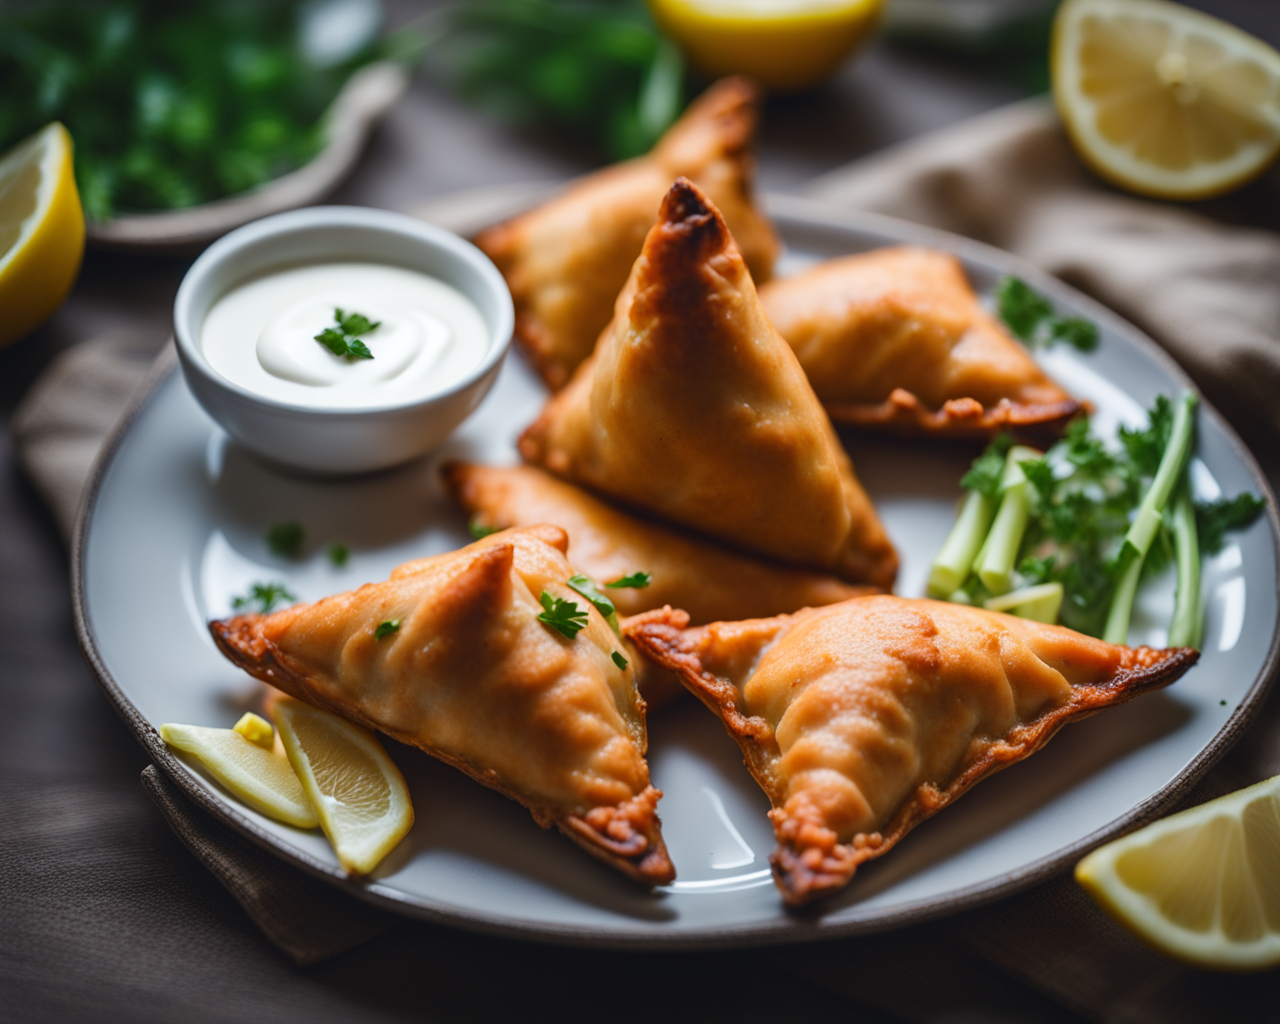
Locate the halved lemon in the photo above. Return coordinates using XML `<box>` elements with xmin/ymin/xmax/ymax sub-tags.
<box><xmin>1052</xmin><ymin>0</ymin><xmax>1280</xmax><ymax>200</ymax></box>
<box><xmin>273</xmin><ymin>697</ymin><xmax>413</xmax><ymax>876</ymax></box>
<box><xmin>1076</xmin><ymin>774</ymin><xmax>1280</xmax><ymax>971</ymax></box>
<box><xmin>0</xmin><ymin>122</ymin><xmax>85</xmax><ymax>347</ymax></box>
<box><xmin>160</xmin><ymin>722</ymin><xmax>319</xmax><ymax>829</ymax></box>
<box><xmin>648</xmin><ymin>0</ymin><xmax>883</xmax><ymax>93</ymax></box>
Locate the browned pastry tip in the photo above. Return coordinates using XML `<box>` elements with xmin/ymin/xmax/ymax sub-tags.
<box><xmin>561</xmin><ymin>784</ymin><xmax>675</xmax><ymax>885</ymax></box>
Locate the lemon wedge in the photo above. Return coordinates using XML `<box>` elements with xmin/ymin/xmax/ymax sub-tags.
<box><xmin>648</xmin><ymin>0</ymin><xmax>882</xmax><ymax>93</ymax></box>
<box><xmin>1076</xmin><ymin>774</ymin><xmax>1280</xmax><ymax>971</ymax></box>
<box><xmin>160</xmin><ymin>722</ymin><xmax>319</xmax><ymax>829</ymax></box>
<box><xmin>1052</xmin><ymin>0</ymin><xmax>1280</xmax><ymax>199</ymax></box>
<box><xmin>273</xmin><ymin>697</ymin><xmax>413</xmax><ymax>876</ymax></box>
<box><xmin>0</xmin><ymin>122</ymin><xmax>85</xmax><ymax>348</ymax></box>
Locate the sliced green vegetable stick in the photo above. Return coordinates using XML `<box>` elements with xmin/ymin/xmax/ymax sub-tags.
<box><xmin>976</xmin><ymin>446</ymin><xmax>1042</xmax><ymax>597</ymax></box>
<box><xmin>1167</xmin><ymin>485</ymin><xmax>1201</xmax><ymax>649</ymax></box>
<box><xmin>928</xmin><ymin>489</ymin><xmax>997</xmax><ymax>598</ymax></box>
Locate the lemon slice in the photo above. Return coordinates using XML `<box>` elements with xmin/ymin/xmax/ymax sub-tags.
<box><xmin>273</xmin><ymin>698</ymin><xmax>413</xmax><ymax>876</ymax></box>
<box><xmin>1052</xmin><ymin>0</ymin><xmax>1280</xmax><ymax>199</ymax></box>
<box><xmin>0</xmin><ymin>122</ymin><xmax>85</xmax><ymax>348</ymax></box>
<box><xmin>648</xmin><ymin>0</ymin><xmax>883</xmax><ymax>93</ymax></box>
<box><xmin>160</xmin><ymin>722</ymin><xmax>319</xmax><ymax>829</ymax></box>
<box><xmin>1076</xmin><ymin>774</ymin><xmax>1280</xmax><ymax>971</ymax></box>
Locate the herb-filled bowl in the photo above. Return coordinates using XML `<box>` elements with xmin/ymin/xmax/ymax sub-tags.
<box><xmin>173</xmin><ymin>205</ymin><xmax>514</xmax><ymax>474</ymax></box>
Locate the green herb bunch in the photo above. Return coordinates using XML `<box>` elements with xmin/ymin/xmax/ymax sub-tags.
<box><xmin>0</xmin><ymin>0</ymin><xmax>384</xmax><ymax>220</ymax></box>
<box><xmin>437</xmin><ymin>0</ymin><xmax>686</xmax><ymax>159</ymax></box>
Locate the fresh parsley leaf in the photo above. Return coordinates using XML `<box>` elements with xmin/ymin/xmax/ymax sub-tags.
<box><xmin>537</xmin><ymin>591</ymin><xmax>588</xmax><ymax>639</ymax></box>
<box><xmin>1119</xmin><ymin>395</ymin><xmax>1173</xmax><ymax>477</ymax></box>
<box><xmin>231</xmin><ymin>581</ymin><xmax>297</xmax><ymax>614</ymax></box>
<box><xmin>1017</xmin><ymin>555</ymin><xmax>1056</xmax><ymax>585</ymax></box>
<box><xmin>469</xmin><ymin>517</ymin><xmax>500</xmax><ymax>539</ymax></box>
<box><xmin>611</xmin><ymin>650</ymin><xmax>629</xmax><ymax>670</ymax></box>
<box><xmin>314</xmin><ymin>327</ymin><xmax>350</xmax><ymax>357</ymax></box>
<box><xmin>996</xmin><ymin>276</ymin><xmax>1099</xmax><ymax>352</ymax></box>
<box><xmin>315</xmin><ymin>308</ymin><xmax>378</xmax><ymax>360</ymax></box>
<box><xmin>997</xmin><ymin>277</ymin><xmax>1053</xmax><ymax>342</ymax></box>
<box><xmin>960</xmin><ymin>435</ymin><xmax>1014</xmax><ymax>497</ymax></box>
<box><xmin>604</xmin><ymin>571</ymin><xmax>652</xmax><ymax>589</ymax></box>
<box><xmin>336</xmin><ymin>309</ymin><xmax>381</xmax><ymax>336</ymax></box>
<box><xmin>327</xmin><ymin>543</ymin><xmax>349</xmax><ymax>567</ymax></box>
<box><xmin>266</xmin><ymin>521</ymin><xmax>305</xmax><ymax>558</ymax></box>
<box><xmin>374</xmin><ymin>618</ymin><xmax>402</xmax><ymax>639</ymax></box>
<box><xmin>567</xmin><ymin>574</ymin><xmax>616</xmax><ymax>619</ymax></box>
<box><xmin>1020</xmin><ymin>458</ymin><xmax>1055</xmax><ymax>505</ymax></box>
<box><xmin>1048</xmin><ymin>316</ymin><xmax>1099</xmax><ymax>352</ymax></box>
<box><xmin>1196</xmin><ymin>493</ymin><xmax>1266</xmax><ymax>554</ymax></box>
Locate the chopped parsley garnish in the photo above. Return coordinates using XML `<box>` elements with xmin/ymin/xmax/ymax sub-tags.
<box><xmin>996</xmin><ymin>276</ymin><xmax>1099</xmax><ymax>353</ymax></box>
<box><xmin>232</xmin><ymin>582</ymin><xmax>297</xmax><ymax>614</ymax></box>
<box><xmin>960</xmin><ymin>434</ymin><xmax>1013</xmax><ymax>497</ymax></box>
<box><xmin>266</xmin><ymin>520</ymin><xmax>305</xmax><ymax>558</ymax></box>
<box><xmin>315</xmin><ymin>308</ymin><xmax>380</xmax><ymax>360</ymax></box>
<box><xmin>469</xmin><ymin>517</ymin><xmax>500</xmax><ymax>539</ymax></box>
<box><xmin>327</xmin><ymin>542</ymin><xmax>349</xmax><ymax>567</ymax></box>
<box><xmin>611</xmin><ymin>651</ymin><xmax>629</xmax><ymax>670</ymax></box>
<box><xmin>1196</xmin><ymin>493</ymin><xmax>1266</xmax><ymax>554</ymax></box>
<box><xmin>567</xmin><ymin>575</ymin><xmax>616</xmax><ymax>619</ymax></box>
<box><xmin>374</xmin><ymin>618</ymin><xmax>402</xmax><ymax>639</ymax></box>
<box><xmin>537</xmin><ymin>591</ymin><xmax>588</xmax><ymax>639</ymax></box>
<box><xmin>604</xmin><ymin>571</ymin><xmax>652</xmax><ymax>589</ymax></box>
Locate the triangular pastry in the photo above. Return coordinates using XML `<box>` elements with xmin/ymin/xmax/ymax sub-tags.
<box><xmin>475</xmin><ymin>76</ymin><xmax>779</xmax><ymax>389</ymax></box>
<box><xmin>443</xmin><ymin>461</ymin><xmax>878</xmax><ymax>625</ymax></box>
<box><xmin>759</xmin><ymin>247</ymin><xmax>1083</xmax><ymax>438</ymax></box>
<box><xmin>520</xmin><ymin>178</ymin><xmax>898</xmax><ymax>589</ymax></box>
<box><xmin>210</xmin><ymin>525</ymin><xmax>674</xmax><ymax>885</ymax></box>
<box><xmin>625</xmin><ymin>595</ymin><xmax>1198</xmax><ymax>904</ymax></box>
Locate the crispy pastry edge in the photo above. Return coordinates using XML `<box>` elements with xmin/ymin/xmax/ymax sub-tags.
<box><xmin>625</xmin><ymin>613</ymin><xmax>1200</xmax><ymax>906</ymax></box>
<box><xmin>824</xmin><ymin>388</ymin><xmax>1089</xmax><ymax>443</ymax></box>
<box><xmin>208</xmin><ymin>614</ymin><xmax>676</xmax><ymax>887</ymax></box>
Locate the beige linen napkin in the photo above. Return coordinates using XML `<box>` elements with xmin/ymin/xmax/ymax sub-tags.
<box><xmin>13</xmin><ymin>97</ymin><xmax>1280</xmax><ymax>1015</ymax></box>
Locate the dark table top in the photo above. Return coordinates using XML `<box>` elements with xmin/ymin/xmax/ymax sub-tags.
<box><xmin>4</xmin><ymin>3</ymin><xmax>1278</xmax><ymax>1021</ymax></box>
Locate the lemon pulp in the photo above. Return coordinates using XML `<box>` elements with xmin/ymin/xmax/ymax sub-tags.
<box><xmin>0</xmin><ymin>122</ymin><xmax>85</xmax><ymax>347</ymax></box>
<box><xmin>274</xmin><ymin>698</ymin><xmax>414</xmax><ymax>876</ymax></box>
<box><xmin>1052</xmin><ymin>0</ymin><xmax>1280</xmax><ymax>199</ymax></box>
<box><xmin>1076</xmin><ymin>775</ymin><xmax>1280</xmax><ymax>971</ymax></box>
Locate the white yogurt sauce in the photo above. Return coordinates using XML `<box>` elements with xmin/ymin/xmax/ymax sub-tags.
<box><xmin>201</xmin><ymin>262</ymin><xmax>489</xmax><ymax>408</ymax></box>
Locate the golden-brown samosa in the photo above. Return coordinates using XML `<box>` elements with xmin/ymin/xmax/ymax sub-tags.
<box><xmin>520</xmin><ymin>178</ymin><xmax>898</xmax><ymax>590</ymax></box>
<box><xmin>210</xmin><ymin>525</ymin><xmax>674</xmax><ymax>886</ymax></box>
<box><xmin>625</xmin><ymin>596</ymin><xmax>1198</xmax><ymax>904</ymax></box>
<box><xmin>759</xmin><ymin>247</ymin><xmax>1083</xmax><ymax>438</ymax></box>
<box><xmin>442</xmin><ymin>461</ymin><xmax>878</xmax><ymax>624</ymax></box>
<box><xmin>475</xmin><ymin>76</ymin><xmax>779</xmax><ymax>389</ymax></box>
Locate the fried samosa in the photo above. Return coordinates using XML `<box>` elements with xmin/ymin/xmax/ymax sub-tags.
<box><xmin>442</xmin><ymin>461</ymin><xmax>878</xmax><ymax>625</ymax></box>
<box><xmin>759</xmin><ymin>247</ymin><xmax>1083</xmax><ymax>438</ymax></box>
<box><xmin>210</xmin><ymin>525</ymin><xmax>674</xmax><ymax>885</ymax></box>
<box><xmin>520</xmin><ymin>178</ymin><xmax>898</xmax><ymax>590</ymax></box>
<box><xmin>475</xmin><ymin>76</ymin><xmax>780</xmax><ymax>389</ymax></box>
<box><xmin>625</xmin><ymin>595</ymin><xmax>1198</xmax><ymax>904</ymax></box>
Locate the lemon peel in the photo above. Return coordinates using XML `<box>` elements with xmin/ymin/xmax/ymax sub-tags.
<box><xmin>1076</xmin><ymin>774</ymin><xmax>1280</xmax><ymax>971</ymax></box>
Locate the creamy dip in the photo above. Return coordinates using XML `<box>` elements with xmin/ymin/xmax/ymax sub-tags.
<box><xmin>201</xmin><ymin>262</ymin><xmax>489</xmax><ymax>409</ymax></box>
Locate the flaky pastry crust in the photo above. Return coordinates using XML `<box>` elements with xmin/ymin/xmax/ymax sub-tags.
<box><xmin>759</xmin><ymin>247</ymin><xmax>1085</xmax><ymax>440</ymax></box>
<box><xmin>625</xmin><ymin>596</ymin><xmax>1198</xmax><ymax>904</ymax></box>
<box><xmin>520</xmin><ymin>178</ymin><xmax>898</xmax><ymax>589</ymax></box>
<box><xmin>476</xmin><ymin>76</ymin><xmax>780</xmax><ymax>389</ymax></box>
<box><xmin>211</xmin><ymin>525</ymin><xmax>673</xmax><ymax>886</ymax></box>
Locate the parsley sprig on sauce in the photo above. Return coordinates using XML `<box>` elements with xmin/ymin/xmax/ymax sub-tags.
<box><xmin>315</xmin><ymin>308</ymin><xmax>380</xmax><ymax>360</ymax></box>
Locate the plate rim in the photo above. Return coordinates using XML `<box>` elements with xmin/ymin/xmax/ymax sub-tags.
<box><xmin>71</xmin><ymin>199</ymin><xmax>1280</xmax><ymax>949</ymax></box>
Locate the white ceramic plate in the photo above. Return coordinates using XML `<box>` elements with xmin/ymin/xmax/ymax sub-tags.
<box><xmin>74</xmin><ymin>199</ymin><xmax>1280</xmax><ymax>947</ymax></box>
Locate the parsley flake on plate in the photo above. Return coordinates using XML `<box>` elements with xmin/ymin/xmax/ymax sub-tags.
<box><xmin>266</xmin><ymin>520</ymin><xmax>305</xmax><ymax>558</ymax></box>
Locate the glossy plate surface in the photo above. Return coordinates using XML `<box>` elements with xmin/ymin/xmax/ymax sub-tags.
<box><xmin>75</xmin><ymin>199</ymin><xmax>1280</xmax><ymax>947</ymax></box>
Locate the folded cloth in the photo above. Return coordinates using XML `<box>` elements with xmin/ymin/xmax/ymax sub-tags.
<box><xmin>12</xmin><ymin>97</ymin><xmax>1280</xmax><ymax>1011</ymax></box>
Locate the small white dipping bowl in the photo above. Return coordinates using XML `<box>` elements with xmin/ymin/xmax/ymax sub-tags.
<box><xmin>173</xmin><ymin>206</ymin><xmax>513</xmax><ymax>474</ymax></box>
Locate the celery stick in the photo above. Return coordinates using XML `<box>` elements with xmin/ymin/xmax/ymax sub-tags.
<box><xmin>1167</xmin><ymin>485</ymin><xmax>1201</xmax><ymax>648</ymax></box>
<box><xmin>975</xmin><ymin>446</ymin><xmax>1042</xmax><ymax>597</ymax></box>
<box><xmin>1103</xmin><ymin>391</ymin><xmax>1198</xmax><ymax>645</ymax></box>
<box><xmin>928</xmin><ymin>490</ymin><xmax>997</xmax><ymax>597</ymax></box>
<box><xmin>984</xmin><ymin>581</ymin><xmax>1064</xmax><ymax>624</ymax></box>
